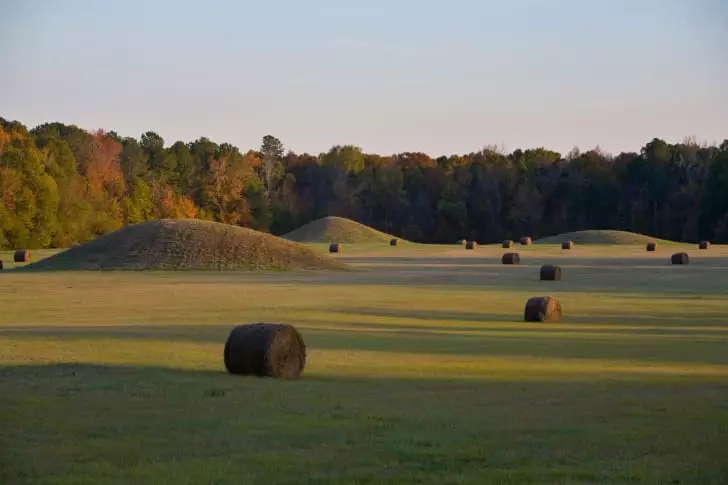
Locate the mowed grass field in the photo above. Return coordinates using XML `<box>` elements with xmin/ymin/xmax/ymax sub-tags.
<box><xmin>1</xmin><ymin>243</ymin><xmax>728</xmax><ymax>484</ymax></box>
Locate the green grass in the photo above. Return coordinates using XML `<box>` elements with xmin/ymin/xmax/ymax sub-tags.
<box><xmin>1</xmin><ymin>243</ymin><xmax>727</xmax><ymax>484</ymax></box>
<box><xmin>284</xmin><ymin>216</ymin><xmax>403</xmax><ymax>244</ymax></box>
<box><xmin>16</xmin><ymin>219</ymin><xmax>347</xmax><ymax>271</ymax></box>
<box><xmin>534</xmin><ymin>229</ymin><xmax>684</xmax><ymax>245</ymax></box>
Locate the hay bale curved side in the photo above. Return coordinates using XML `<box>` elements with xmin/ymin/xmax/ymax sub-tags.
<box><xmin>502</xmin><ymin>240</ymin><xmax>514</xmax><ymax>248</ymax></box>
<box><xmin>540</xmin><ymin>264</ymin><xmax>562</xmax><ymax>281</ymax></box>
<box><xmin>14</xmin><ymin>250</ymin><xmax>30</xmax><ymax>263</ymax></box>
<box><xmin>561</xmin><ymin>241</ymin><xmax>574</xmax><ymax>250</ymax></box>
<box><xmin>502</xmin><ymin>252</ymin><xmax>520</xmax><ymax>265</ymax></box>
<box><xmin>646</xmin><ymin>242</ymin><xmax>657</xmax><ymax>252</ymax></box>
<box><xmin>223</xmin><ymin>323</ymin><xmax>306</xmax><ymax>379</ymax></box>
<box><xmin>329</xmin><ymin>243</ymin><xmax>342</xmax><ymax>253</ymax></box>
<box><xmin>699</xmin><ymin>241</ymin><xmax>710</xmax><ymax>250</ymax></box>
<box><xmin>389</xmin><ymin>238</ymin><xmax>399</xmax><ymax>247</ymax></box>
<box><xmin>520</xmin><ymin>237</ymin><xmax>532</xmax><ymax>245</ymax></box>
<box><xmin>465</xmin><ymin>241</ymin><xmax>478</xmax><ymax>250</ymax></box>
<box><xmin>0</xmin><ymin>260</ymin><xmax>3</xmax><ymax>271</ymax></box>
<box><xmin>524</xmin><ymin>296</ymin><xmax>562</xmax><ymax>322</ymax></box>
<box><xmin>671</xmin><ymin>252</ymin><xmax>689</xmax><ymax>265</ymax></box>
<box><xmin>20</xmin><ymin>219</ymin><xmax>348</xmax><ymax>272</ymax></box>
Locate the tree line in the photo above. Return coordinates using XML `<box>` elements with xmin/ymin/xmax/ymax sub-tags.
<box><xmin>1</xmin><ymin>116</ymin><xmax>727</xmax><ymax>249</ymax></box>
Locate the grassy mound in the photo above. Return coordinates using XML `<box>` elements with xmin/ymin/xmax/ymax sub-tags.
<box><xmin>22</xmin><ymin>219</ymin><xmax>348</xmax><ymax>271</ymax></box>
<box><xmin>535</xmin><ymin>230</ymin><xmax>678</xmax><ymax>245</ymax></box>
<box><xmin>284</xmin><ymin>216</ymin><xmax>400</xmax><ymax>243</ymax></box>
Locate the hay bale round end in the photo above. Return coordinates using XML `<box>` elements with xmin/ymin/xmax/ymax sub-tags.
<box><xmin>457</xmin><ymin>239</ymin><xmax>467</xmax><ymax>246</ymax></box>
<box><xmin>540</xmin><ymin>264</ymin><xmax>562</xmax><ymax>281</ymax></box>
<box><xmin>389</xmin><ymin>238</ymin><xmax>399</xmax><ymax>247</ymax></box>
<box><xmin>502</xmin><ymin>240</ymin><xmax>514</xmax><ymax>248</ymax></box>
<box><xmin>14</xmin><ymin>250</ymin><xmax>30</xmax><ymax>263</ymax></box>
<box><xmin>502</xmin><ymin>252</ymin><xmax>520</xmax><ymax>265</ymax></box>
<box><xmin>520</xmin><ymin>236</ymin><xmax>532</xmax><ymax>246</ymax></box>
<box><xmin>646</xmin><ymin>242</ymin><xmax>657</xmax><ymax>252</ymax></box>
<box><xmin>465</xmin><ymin>241</ymin><xmax>478</xmax><ymax>250</ymax></box>
<box><xmin>329</xmin><ymin>243</ymin><xmax>342</xmax><ymax>253</ymax></box>
<box><xmin>699</xmin><ymin>241</ymin><xmax>710</xmax><ymax>250</ymax></box>
<box><xmin>671</xmin><ymin>252</ymin><xmax>689</xmax><ymax>265</ymax></box>
<box><xmin>524</xmin><ymin>296</ymin><xmax>562</xmax><ymax>322</ymax></box>
<box><xmin>561</xmin><ymin>241</ymin><xmax>574</xmax><ymax>250</ymax></box>
<box><xmin>223</xmin><ymin>323</ymin><xmax>306</xmax><ymax>379</ymax></box>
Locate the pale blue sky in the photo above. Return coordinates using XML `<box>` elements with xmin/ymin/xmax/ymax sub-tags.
<box><xmin>1</xmin><ymin>0</ymin><xmax>726</xmax><ymax>156</ymax></box>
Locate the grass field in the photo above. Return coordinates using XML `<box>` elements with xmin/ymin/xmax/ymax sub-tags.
<box><xmin>1</xmin><ymin>243</ymin><xmax>727</xmax><ymax>484</ymax></box>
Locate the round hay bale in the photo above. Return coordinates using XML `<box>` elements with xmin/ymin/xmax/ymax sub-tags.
<box><xmin>329</xmin><ymin>243</ymin><xmax>342</xmax><ymax>253</ymax></box>
<box><xmin>389</xmin><ymin>238</ymin><xmax>399</xmax><ymax>247</ymax></box>
<box><xmin>699</xmin><ymin>241</ymin><xmax>710</xmax><ymax>250</ymax></box>
<box><xmin>524</xmin><ymin>296</ymin><xmax>562</xmax><ymax>322</ymax></box>
<box><xmin>457</xmin><ymin>239</ymin><xmax>467</xmax><ymax>246</ymax></box>
<box><xmin>646</xmin><ymin>242</ymin><xmax>657</xmax><ymax>252</ymax></box>
<box><xmin>561</xmin><ymin>241</ymin><xmax>574</xmax><ymax>250</ymax></box>
<box><xmin>502</xmin><ymin>240</ymin><xmax>514</xmax><ymax>248</ymax></box>
<box><xmin>223</xmin><ymin>323</ymin><xmax>306</xmax><ymax>379</ymax></box>
<box><xmin>520</xmin><ymin>236</ymin><xmax>532</xmax><ymax>246</ymax></box>
<box><xmin>465</xmin><ymin>241</ymin><xmax>478</xmax><ymax>250</ymax></box>
<box><xmin>501</xmin><ymin>252</ymin><xmax>520</xmax><ymax>265</ymax></box>
<box><xmin>671</xmin><ymin>252</ymin><xmax>689</xmax><ymax>265</ymax></box>
<box><xmin>540</xmin><ymin>264</ymin><xmax>562</xmax><ymax>281</ymax></box>
<box><xmin>14</xmin><ymin>250</ymin><xmax>30</xmax><ymax>263</ymax></box>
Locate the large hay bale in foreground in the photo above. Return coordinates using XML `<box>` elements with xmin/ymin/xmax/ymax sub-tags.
<box><xmin>699</xmin><ymin>241</ymin><xmax>710</xmax><ymax>250</ymax></box>
<box><xmin>540</xmin><ymin>264</ymin><xmax>562</xmax><ymax>281</ymax></box>
<box><xmin>502</xmin><ymin>240</ymin><xmax>514</xmax><ymax>248</ymax></box>
<box><xmin>223</xmin><ymin>323</ymin><xmax>306</xmax><ymax>379</ymax></box>
<box><xmin>646</xmin><ymin>242</ymin><xmax>657</xmax><ymax>252</ymax></box>
<box><xmin>329</xmin><ymin>243</ymin><xmax>342</xmax><ymax>253</ymax></box>
<box><xmin>671</xmin><ymin>252</ymin><xmax>689</xmax><ymax>265</ymax></box>
<box><xmin>14</xmin><ymin>250</ymin><xmax>30</xmax><ymax>263</ymax></box>
<box><xmin>520</xmin><ymin>236</ymin><xmax>532</xmax><ymax>246</ymax></box>
<box><xmin>502</xmin><ymin>252</ymin><xmax>520</xmax><ymax>265</ymax></box>
<box><xmin>524</xmin><ymin>296</ymin><xmax>562</xmax><ymax>322</ymax></box>
<box><xmin>561</xmin><ymin>241</ymin><xmax>574</xmax><ymax>250</ymax></box>
<box><xmin>389</xmin><ymin>238</ymin><xmax>399</xmax><ymax>247</ymax></box>
<box><xmin>465</xmin><ymin>241</ymin><xmax>478</xmax><ymax>250</ymax></box>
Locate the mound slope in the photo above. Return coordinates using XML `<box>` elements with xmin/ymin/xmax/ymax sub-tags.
<box><xmin>284</xmin><ymin>216</ymin><xmax>400</xmax><ymax>243</ymax></box>
<box><xmin>23</xmin><ymin>219</ymin><xmax>348</xmax><ymax>271</ymax></box>
<box><xmin>535</xmin><ymin>230</ymin><xmax>678</xmax><ymax>245</ymax></box>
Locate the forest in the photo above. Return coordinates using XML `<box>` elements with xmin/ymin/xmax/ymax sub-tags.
<box><xmin>1</xmin><ymin>116</ymin><xmax>727</xmax><ymax>249</ymax></box>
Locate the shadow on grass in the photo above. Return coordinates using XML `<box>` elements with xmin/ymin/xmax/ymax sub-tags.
<box><xmin>1</xmin><ymin>363</ymin><xmax>727</xmax><ymax>485</ymax></box>
<box><xmin>2</xmin><ymin>317</ymin><xmax>727</xmax><ymax>365</ymax></box>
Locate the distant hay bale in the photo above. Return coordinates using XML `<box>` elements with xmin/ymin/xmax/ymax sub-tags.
<box><xmin>389</xmin><ymin>238</ymin><xmax>399</xmax><ymax>247</ymax></box>
<box><xmin>223</xmin><ymin>323</ymin><xmax>306</xmax><ymax>379</ymax></box>
<box><xmin>465</xmin><ymin>241</ymin><xmax>478</xmax><ymax>250</ymax></box>
<box><xmin>329</xmin><ymin>243</ymin><xmax>342</xmax><ymax>253</ymax></box>
<box><xmin>699</xmin><ymin>241</ymin><xmax>710</xmax><ymax>250</ymax></box>
<box><xmin>501</xmin><ymin>252</ymin><xmax>520</xmax><ymax>265</ymax></box>
<box><xmin>671</xmin><ymin>252</ymin><xmax>689</xmax><ymax>265</ymax></box>
<box><xmin>524</xmin><ymin>296</ymin><xmax>562</xmax><ymax>322</ymax></box>
<box><xmin>457</xmin><ymin>239</ymin><xmax>467</xmax><ymax>246</ymax></box>
<box><xmin>14</xmin><ymin>250</ymin><xmax>30</xmax><ymax>263</ymax></box>
<box><xmin>540</xmin><ymin>264</ymin><xmax>562</xmax><ymax>281</ymax></box>
<box><xmin>502</xmin><ymin>240</ymin><xmax>514</xmax><ymax>248</ymax></box>
<box><xmin>646</xmin><ymin>242</ymin><xmax>657</xmax><ymax>252</ymax></box>
<box><xmin>561</xmin><ymin>241</ymin><xmax>574</xmax><ymax>250</ymax></box>
<box><xmin>520</xmin><ymin>236</ymin><xmax>532</xmax><ymax>245</ymax></box>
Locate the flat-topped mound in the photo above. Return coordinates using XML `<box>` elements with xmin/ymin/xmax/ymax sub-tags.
<box><xmin>284</xmin><ymin>216</ymin><xmax>400</xmax><ymax>243</ymax></box>
<box><xmin>21</xmin><ymin>219</ymin><xmax>348</xmax><ymax>271</ymax></box>
<box><xmin>535</xmin><ymin>230</ymin><xmax>678</xmax><ymax>245</ymax></box>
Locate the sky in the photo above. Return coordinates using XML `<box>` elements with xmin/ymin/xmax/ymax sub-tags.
<box><xmin>1</xmin><ymin>0</ymin><xmax>726</xmax><ymax>157</ymax></box>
